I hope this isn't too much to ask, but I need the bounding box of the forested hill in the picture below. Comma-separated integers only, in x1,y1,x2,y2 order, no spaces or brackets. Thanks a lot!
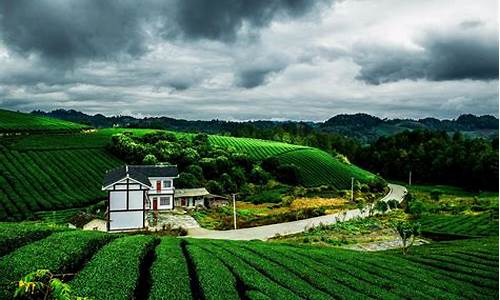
32,109,498,143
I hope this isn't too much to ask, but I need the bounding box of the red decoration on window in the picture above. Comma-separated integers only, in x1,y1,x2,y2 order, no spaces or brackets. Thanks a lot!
156,180,161,192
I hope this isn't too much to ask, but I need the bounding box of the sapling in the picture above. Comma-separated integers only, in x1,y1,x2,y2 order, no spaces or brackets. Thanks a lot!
390,220,421,255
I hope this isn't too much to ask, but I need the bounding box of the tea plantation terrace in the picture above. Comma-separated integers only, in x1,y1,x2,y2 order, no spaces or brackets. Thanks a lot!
0,223,497,300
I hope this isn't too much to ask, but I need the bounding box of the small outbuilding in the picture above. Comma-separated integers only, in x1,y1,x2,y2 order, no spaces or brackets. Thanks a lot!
83,218,107,232
175,188,210,208
174,188,230,209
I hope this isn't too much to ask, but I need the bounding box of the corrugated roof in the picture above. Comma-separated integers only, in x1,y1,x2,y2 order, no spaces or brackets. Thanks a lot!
175,188,210,198
102,164,178,188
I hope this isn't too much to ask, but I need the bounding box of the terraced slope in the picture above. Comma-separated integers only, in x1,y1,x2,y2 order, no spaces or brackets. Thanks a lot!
0,109,88,133
418,213,499,237
277,148,376,188
0,143,122,220
209,135,307,160
0,125,377,219
209,135,377,188
0,225,497,300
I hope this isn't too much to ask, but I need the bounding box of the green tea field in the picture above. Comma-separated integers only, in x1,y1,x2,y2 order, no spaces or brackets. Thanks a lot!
209,135,377,188
0,110,379,219
0,109,89,133
0,223,497,300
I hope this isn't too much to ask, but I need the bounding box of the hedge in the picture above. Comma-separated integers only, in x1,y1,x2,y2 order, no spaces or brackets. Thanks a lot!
71,235,156,300
0,230,113,300
148,238,192,300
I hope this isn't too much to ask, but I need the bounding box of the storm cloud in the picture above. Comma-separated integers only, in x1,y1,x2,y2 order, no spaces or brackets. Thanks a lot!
0,0,328,65
0,0,152,64
354,26,499,84
170,0,330,42
0,0,497,120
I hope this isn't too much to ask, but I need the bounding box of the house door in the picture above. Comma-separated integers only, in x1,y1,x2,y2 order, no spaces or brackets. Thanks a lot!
181,198,186,206
153,197,158,211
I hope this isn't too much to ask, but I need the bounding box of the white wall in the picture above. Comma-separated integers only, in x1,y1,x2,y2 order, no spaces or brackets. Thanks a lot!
148,177,175,194
110,191,127,210
109,211,143,230
129,191,143,210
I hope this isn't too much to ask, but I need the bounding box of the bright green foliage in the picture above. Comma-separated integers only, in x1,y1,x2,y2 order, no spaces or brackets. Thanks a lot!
186,240,240,300
209,135,377,189
390,220,421,254
0,223,56,256
278,149,376,188
0,230,113,299
148,238,192,300
208,135,306,160
14,269,84,300
184,238,498,300
71,235,156,300
418,213,499,237
0,109,88,133
0,144,122,219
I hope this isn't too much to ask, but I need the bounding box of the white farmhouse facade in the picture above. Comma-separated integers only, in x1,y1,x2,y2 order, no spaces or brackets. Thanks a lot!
102,165,178,231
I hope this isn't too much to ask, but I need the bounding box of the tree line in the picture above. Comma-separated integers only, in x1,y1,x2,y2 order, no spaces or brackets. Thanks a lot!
353,130,498,191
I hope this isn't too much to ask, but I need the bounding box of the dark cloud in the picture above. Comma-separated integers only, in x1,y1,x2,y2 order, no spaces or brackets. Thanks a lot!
235,54,289,88
0,0,329,66
0,0,153,65
170,0,330,42
354,28,499,84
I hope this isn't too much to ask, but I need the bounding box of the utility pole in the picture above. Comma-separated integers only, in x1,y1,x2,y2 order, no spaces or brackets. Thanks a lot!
232,193,237,230
351,177,354,203
408,170,412,186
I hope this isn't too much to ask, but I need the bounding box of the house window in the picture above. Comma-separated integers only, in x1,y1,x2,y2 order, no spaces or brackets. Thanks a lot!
160,196,171,206
163,180,172,188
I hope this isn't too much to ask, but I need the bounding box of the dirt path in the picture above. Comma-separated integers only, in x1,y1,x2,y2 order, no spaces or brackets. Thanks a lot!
187,183,407,241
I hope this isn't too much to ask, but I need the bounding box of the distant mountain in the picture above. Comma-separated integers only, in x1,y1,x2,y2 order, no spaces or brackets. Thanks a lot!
32,109,498,142
321,113,498,142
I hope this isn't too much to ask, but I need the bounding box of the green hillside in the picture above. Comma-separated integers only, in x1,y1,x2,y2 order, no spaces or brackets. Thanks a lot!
0,115,378,219
0,223,497,300
0,109,89,133
208,135,377,188
208,135,307,160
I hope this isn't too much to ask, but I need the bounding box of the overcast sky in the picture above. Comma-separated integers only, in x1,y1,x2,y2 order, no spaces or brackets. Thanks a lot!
0,0,498,121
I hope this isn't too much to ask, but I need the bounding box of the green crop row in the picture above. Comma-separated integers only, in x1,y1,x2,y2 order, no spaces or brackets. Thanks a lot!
193,241,301,300
0,223,57,256
418,213,498,236
148,238,192,300
0,144,122,219
209,135,377,189
0,109,87,133
209,135,305,160
185,238,498,300
71,235,156,300
186,240,240,300
278,149,376,188
0,230,113,300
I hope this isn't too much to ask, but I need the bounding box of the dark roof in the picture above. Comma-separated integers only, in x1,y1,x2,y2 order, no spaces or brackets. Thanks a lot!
102,165,178,188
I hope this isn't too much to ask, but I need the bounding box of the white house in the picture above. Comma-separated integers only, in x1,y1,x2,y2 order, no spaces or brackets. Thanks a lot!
102,164,178,231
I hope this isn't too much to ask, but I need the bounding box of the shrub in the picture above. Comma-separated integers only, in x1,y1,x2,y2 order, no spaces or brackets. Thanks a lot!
148,239,192,300
430,189,442,201
387,199,399,209
142,154,158,165
71,235,157,300
390,220,421,255
0,230,113,299
176,172,200,188
0,223,55,256
373,201,389,214
275,164,300,185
